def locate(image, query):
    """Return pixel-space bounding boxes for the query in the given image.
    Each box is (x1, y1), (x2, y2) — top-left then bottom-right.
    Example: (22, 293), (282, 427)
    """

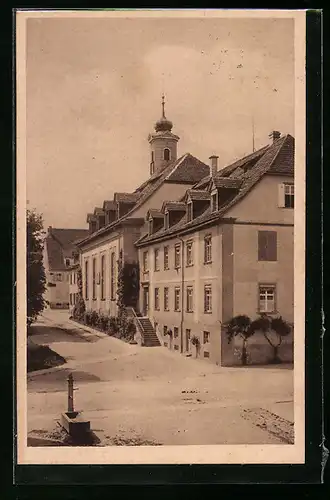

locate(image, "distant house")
(135, 131), (295, 365)
(43, 227), (89, 309)
(68, 262), (80, 314)
(76, 97), (209, 318)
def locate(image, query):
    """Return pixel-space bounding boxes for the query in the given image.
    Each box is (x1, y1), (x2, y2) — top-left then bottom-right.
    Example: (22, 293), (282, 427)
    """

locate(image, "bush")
(90, 310), (99, 327)
(108, 316), (120, 335)
(97, 312), (109, 332)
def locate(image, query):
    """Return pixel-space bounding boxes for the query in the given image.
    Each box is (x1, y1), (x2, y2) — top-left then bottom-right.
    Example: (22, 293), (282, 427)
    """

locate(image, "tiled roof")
(103, 200), (117, 211)
(45, 228), (89, 270)
(79, 153), (208, 246)
(147, 209), (164, 219)
(212, 177), (243, 189)
(165, 154), (210, 182)
(114, 192), (140, 203)
(94, 207), (104, 216)
(162, 201), (187, 213)
(186, 189), (210, 201)
(136, 134), (294, 246)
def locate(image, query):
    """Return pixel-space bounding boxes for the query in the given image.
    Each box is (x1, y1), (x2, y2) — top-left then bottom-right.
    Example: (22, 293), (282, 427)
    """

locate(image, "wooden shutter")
(278, 183), (285, 207)
(258, 231), (277, 261)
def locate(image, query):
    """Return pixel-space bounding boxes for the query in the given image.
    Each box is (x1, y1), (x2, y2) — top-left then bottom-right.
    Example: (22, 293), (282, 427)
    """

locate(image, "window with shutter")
(258, 231), (277, 261)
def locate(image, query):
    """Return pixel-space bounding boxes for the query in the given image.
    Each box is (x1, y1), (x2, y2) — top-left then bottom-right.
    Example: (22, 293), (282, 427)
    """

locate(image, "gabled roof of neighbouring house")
(78, 152), (209, 246)
(45, 228), (89, 271)
(136, 134), (294, 246)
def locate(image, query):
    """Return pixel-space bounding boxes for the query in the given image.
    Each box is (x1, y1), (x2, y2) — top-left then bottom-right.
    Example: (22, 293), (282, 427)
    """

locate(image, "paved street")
(27, 309), (294, 446)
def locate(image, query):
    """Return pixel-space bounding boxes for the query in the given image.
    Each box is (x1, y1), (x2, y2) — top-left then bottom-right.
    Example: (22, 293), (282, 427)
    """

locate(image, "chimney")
(209, 155), (219, 178)
(48, 226), (53, 235)
(269, 130), (281, 143)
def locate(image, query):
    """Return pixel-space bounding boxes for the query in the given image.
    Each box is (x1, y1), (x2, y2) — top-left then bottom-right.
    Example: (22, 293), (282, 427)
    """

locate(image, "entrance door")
(185, 329), (191, 352)
(143, 286), (149, 316)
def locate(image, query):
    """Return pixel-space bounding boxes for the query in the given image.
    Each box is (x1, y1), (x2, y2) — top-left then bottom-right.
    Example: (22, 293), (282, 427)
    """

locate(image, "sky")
(25, 14), (294, 230)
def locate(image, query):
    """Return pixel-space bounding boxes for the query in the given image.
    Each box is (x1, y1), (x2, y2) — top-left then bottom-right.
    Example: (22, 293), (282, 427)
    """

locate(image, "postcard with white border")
(16, 8), (306, 466)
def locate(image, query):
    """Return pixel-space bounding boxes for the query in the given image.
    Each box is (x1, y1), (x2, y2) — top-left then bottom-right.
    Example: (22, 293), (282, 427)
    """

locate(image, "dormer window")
(148, 219), (153, 235)
(163, 148), (171, 161)
(211, 192), (218, 212)
(187, 202), (193, 222)
(164, 211), (169, 230)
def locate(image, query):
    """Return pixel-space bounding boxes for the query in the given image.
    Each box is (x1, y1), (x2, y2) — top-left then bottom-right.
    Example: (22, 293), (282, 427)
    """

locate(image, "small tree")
(191, 335), (200, 358)
(250, 313), (291, 364)
(116, 249), (128, 335)
(27, 210), (47, 328)
(224, 315), (254, 366)
(72, 265), (86, 321)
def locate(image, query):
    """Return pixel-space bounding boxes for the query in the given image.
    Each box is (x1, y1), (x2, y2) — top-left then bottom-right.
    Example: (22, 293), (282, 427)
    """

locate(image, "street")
(27, 310), (294, 446)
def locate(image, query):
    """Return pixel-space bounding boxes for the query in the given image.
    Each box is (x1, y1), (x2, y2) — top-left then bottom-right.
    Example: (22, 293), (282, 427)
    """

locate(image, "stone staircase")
(125, 307), (161, 347)
(138, 317), (161, 347)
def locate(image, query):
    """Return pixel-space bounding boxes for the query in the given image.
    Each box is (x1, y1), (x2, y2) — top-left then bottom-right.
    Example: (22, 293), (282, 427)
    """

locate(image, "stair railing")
(130, 307), (145, 346)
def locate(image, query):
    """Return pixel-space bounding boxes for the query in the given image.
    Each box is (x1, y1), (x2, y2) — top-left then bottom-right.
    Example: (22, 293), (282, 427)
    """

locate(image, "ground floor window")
(174, 327), (179, 338)
(259, 284), (276, 313)
(203, 331), (210, 344)
(185, 329), (191, 352)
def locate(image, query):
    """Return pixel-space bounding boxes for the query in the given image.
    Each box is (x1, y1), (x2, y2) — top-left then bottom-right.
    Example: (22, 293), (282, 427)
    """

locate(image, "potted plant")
(190, 335), (200, 358)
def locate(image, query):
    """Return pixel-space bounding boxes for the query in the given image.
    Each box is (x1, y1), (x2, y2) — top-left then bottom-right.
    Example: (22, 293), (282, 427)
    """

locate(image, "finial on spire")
(161, 93), (166, 118)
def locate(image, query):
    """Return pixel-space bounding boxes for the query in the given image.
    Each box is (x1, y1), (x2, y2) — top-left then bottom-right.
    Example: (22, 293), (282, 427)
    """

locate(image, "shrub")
(224, 315), (254, 366)
(90, 310), (99, 327)
(250, 313), (291, 363)
(108, 316), (120, 335)
(97, 312), (109, 332)
(191, 335), (200, 358)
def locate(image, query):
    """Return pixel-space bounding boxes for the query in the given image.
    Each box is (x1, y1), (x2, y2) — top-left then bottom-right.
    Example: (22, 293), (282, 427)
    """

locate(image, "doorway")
(142, 286), (149, 316)
(185, 329), (191, 352)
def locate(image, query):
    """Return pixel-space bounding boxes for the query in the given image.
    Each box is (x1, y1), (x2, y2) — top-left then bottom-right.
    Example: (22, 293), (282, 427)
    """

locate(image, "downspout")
(178, 237), (185, 354)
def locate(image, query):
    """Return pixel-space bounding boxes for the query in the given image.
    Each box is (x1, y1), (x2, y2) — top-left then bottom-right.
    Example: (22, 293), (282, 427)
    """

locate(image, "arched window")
(150, 151), (155, 175)
(163, 148), (171, 161)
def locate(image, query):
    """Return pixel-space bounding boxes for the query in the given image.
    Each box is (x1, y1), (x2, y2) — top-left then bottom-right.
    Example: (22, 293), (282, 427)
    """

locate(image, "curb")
(27, 361), (75, 379)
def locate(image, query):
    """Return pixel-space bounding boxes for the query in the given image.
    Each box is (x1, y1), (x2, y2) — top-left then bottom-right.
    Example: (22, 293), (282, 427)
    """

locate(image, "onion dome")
(154, 94), (173, 132)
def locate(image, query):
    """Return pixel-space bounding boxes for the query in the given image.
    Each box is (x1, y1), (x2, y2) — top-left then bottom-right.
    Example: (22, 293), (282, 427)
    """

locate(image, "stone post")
(67, 373), (74, 413)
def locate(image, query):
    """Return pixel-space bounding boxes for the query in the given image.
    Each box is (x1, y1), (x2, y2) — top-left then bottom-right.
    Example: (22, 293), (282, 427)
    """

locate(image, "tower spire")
(161, 93), (166, 118)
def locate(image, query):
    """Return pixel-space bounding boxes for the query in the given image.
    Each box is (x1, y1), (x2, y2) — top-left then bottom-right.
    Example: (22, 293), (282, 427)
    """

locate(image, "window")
(148, 219), (153, 235)
(186, 286), (193, 312)
(174, 244), (181, 268)
(154, 248), (160, 271)
(185, 329), (191, 352)
(164, 287), (169, 311)
(69, 293), (72, 306)
(164, 325), (168, 335)
(154, 288), (160, 310)
(284, 183), (294, 208)
(259, 284), (276, 313)
(85, 260), (89, 300)
(187, 202), (193, 222)
(164, 211), (169, 230)
(211, 192), (218, 212)
(174, 287), (181, 311)
(204, 235), (212, 263)
(164, 148), (171, 161)
(143, 251), (149, 272)
(110, 252), (116, 300)
(203, 331), (210, 344)
(73, 272), (76, 285)
(279, 182), (294, 208)
(174, 327), (179, 338)
(164, 246), (169, 269)
(204, 285), (212, 313)
(92, 258), (97, 300)
(70, 273), (73, 285)
(100, 255), (105, 300)
(258, 231), (277, 261)
(55, 273), (62, 282)
(186, 240), (193, 266)
(65, 259), (70, 267)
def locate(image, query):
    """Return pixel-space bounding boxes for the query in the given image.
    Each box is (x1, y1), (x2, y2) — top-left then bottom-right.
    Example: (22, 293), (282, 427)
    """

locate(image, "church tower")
(148, 95), (180, 176)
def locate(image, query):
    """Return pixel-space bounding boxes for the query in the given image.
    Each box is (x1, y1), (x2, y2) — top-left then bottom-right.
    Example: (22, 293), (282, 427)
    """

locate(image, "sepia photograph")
(16, 9), (306, 465)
